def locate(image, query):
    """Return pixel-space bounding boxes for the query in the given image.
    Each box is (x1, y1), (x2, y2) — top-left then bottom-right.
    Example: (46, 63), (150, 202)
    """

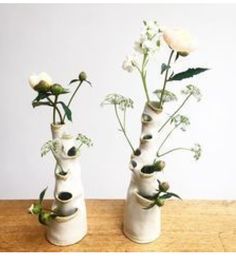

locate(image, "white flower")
(122, 54), (138, 73)
(163, 28), (196, 55)
(28, 72), (53, 89)
(134, 29), (160, 54)
(134, 33), (148, 53)
(145, 20), (159, 38)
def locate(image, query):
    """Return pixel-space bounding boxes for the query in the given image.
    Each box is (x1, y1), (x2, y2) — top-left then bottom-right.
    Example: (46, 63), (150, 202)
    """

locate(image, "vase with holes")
(27, 72), (93, 246)
(102, 20), (208, 243)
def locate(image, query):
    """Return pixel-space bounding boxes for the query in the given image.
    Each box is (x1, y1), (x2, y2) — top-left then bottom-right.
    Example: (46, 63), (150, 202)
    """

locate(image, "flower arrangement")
(27, 71), (92, 245)
(102, 21), (208, 243)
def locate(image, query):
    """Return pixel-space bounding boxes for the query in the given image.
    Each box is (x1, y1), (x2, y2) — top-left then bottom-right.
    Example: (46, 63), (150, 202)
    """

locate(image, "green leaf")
(32, 101), (52, 108)
(161, 63), (170, 75)
(168, 68), (209, 81)
(69, 79), (79, 85)
(39, 187), (48, 203)
(38, 211), (56, 226)
(159, 192), (182, 200)
(33, 92), (50, 102)
(60, 102), (72, 121)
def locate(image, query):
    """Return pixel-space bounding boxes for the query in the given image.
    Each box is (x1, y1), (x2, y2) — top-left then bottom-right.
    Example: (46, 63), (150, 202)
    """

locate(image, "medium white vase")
(46, 125), (87, 246)
(123, 102), (164, 244)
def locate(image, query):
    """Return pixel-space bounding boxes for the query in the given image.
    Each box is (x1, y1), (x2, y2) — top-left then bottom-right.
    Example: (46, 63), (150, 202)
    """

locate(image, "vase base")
(46, 231), (87, 246)
(123, 228), (160, 244)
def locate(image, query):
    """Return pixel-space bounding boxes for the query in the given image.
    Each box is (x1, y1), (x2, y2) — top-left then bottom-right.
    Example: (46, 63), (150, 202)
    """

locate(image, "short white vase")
(46, 124), (87, 246)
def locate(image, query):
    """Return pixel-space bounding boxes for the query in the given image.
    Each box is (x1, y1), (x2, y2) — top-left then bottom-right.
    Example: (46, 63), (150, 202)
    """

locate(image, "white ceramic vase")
(46, 124), (87, 246)
(123, 102), (165, 244)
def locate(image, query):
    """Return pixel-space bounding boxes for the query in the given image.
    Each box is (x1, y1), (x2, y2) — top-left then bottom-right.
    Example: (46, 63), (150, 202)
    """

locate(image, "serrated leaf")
(60, 102), (72, 121)
(168, 68), (209, 81)
(161, 63), (170, 74)
(39, 187), (48, 203)
(69, 79), (79, 85)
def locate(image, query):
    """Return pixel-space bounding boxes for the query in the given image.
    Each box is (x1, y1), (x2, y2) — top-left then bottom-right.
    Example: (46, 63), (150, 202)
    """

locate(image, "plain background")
(0, 3), (235, 199)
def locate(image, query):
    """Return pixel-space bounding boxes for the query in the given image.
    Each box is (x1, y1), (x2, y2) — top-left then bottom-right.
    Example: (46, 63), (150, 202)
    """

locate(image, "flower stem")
(62, 81), (83, 123)
(46, 96), (64, 124)
(53, 96), (58, 125)
(158, 93), (192, 132)
(114, 104), (135, 153)
(158, 50), (174, 108)
(157, 125), (178, 156)
(140, 53), (150, 102)
(157, 147), (191, 158)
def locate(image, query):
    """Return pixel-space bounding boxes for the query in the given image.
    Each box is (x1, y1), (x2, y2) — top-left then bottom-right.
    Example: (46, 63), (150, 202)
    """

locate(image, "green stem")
(53, 96), (58, 125)
(157, 125), (178, 156)
(139, 53), (150, 102)
(62, 81), (83, 122)
(46, 96), (64, 124)
(158, 93), (192, 133)
(123, 107), (127, 130)
(158, 50), (174, 108)
(114, 104), (135, 153)
(157, 147), (191, 158)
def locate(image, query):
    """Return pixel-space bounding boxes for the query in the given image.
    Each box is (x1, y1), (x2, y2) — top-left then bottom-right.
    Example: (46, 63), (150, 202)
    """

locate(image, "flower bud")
(159, 182), (170, 192)
(154, 160), (166, 171)
(34, 80), (52, 93)
(50, 84), (65, 95)
(38, 211), (53, 225)
(155, 198), (165, 207)
(28, 203), (42, 215)
(79, 71), (87, 82)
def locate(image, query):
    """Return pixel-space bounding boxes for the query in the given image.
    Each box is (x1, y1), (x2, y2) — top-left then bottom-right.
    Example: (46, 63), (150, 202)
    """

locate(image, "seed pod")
(50, 84), (65, 95)
(155, 198), (165, 207)
(79, 71), (87, 82)
(154, 160), (166, 171)
(159, 182), (170, 192)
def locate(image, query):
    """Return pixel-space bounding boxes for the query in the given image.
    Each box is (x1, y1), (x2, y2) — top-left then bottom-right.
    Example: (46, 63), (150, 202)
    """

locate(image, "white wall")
(0, 3), (235, 200)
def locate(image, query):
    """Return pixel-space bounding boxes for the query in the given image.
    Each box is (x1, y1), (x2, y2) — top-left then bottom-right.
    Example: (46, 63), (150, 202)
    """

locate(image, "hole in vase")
(67, 146), (77, 156)
(131, 160), (137, 168)
(148, 101), (163, 113)
(141, 165), (155, 174)
(58, 191), (72, 201)
(142, 134), (152, 140)
(134, 148), (141, 156)
(142, 114), (152, 122)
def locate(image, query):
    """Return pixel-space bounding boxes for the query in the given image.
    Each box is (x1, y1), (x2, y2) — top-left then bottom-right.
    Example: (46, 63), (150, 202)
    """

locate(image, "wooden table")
(0, 200), (236, 252)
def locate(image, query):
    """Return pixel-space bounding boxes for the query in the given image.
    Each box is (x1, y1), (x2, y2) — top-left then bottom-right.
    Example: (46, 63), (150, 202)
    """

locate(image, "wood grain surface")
(0, 200), (236, 252)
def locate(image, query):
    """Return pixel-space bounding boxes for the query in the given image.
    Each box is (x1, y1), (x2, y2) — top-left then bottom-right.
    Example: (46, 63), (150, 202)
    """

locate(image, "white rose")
(28, 72), (53, 89)
(122, 54), (138, 73)
(162, 28), (196, 55)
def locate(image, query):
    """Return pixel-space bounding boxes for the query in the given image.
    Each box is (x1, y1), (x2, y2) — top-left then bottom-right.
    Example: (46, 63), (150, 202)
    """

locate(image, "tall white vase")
(123, 102), (165, 244)
(46, 124), (87, 246)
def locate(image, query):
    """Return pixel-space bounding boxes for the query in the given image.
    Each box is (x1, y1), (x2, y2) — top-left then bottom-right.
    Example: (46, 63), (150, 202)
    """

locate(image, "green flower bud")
(38, 211), (54, 226)
(79, 71), (87, 82)
(28, 203), (42, 215)
(155, 198), (165, 207)
(154, 160), (166, 171)
(50, 83), (66, 95)
(34, 80), (51, 93)
(159, 182), (170, 192)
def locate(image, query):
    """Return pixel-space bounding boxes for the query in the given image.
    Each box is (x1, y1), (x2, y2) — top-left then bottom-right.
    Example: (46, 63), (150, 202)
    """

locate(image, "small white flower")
(145, 20), (159, 38)
(163, 28), (197, 55)
(142, 40), (158, 53)
(122, 54), (138, 73)
(134, 33), (147, 53)
(28, 72), (53, 89)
